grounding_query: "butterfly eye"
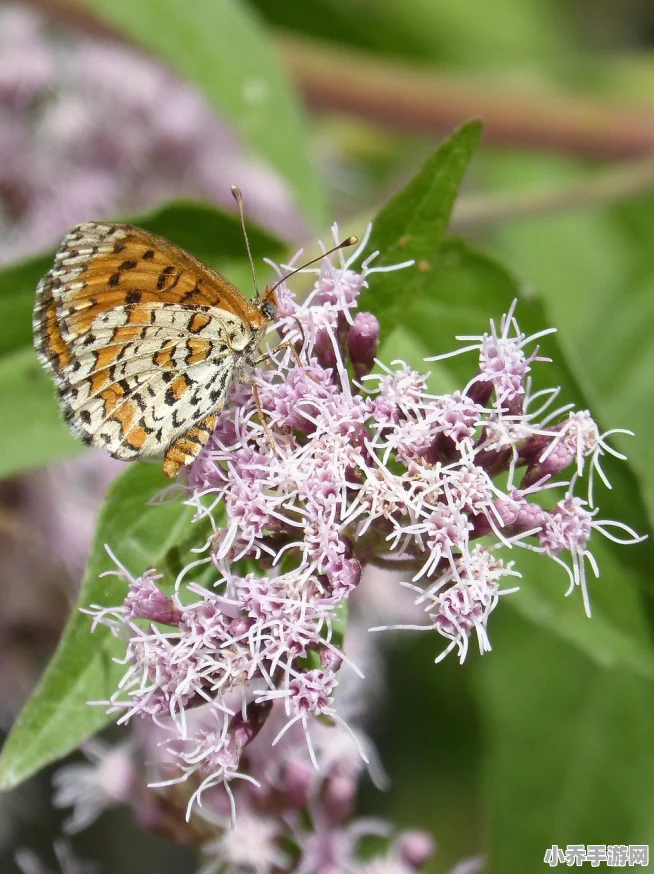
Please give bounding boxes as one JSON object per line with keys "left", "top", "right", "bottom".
{"left": 260, "top": 299, "right": 277, "bottom": 320}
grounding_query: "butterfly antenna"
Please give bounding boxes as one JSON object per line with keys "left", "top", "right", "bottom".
{"left": 231, "top": 185, "right": 261, "bottom": 298}
{"left": 270, "top": 235, "right": 359, "bottom": 294}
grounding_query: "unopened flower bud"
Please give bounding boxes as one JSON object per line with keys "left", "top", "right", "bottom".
{"left": 314, "top": 327, "right": 338, "bottom": 370}
{"left": 397, "top": 830, "right": 436, "bottom": 868}
{"left": 348, "top": 311, "right": 380, "bottom": 377}
{"left": 472, "top": 493, "right": 546, "bottom": 539}
{"left": 471, "top": 442, "right": 512, "bottom": 478}
{"left": 319, "top": 646, "right": 343, "bottom": 672}
{"left": 465, "top": 374, "right": 495, "bottom": 407}
{"left": 519, "top": 433, "right": 575, "bottom": 490}
{"left": 124, "top": 570, "right": 182, "bottom": 626}
{"left": 326, "top": 556, "right": 362, "bottom": 598}
{"left": 323, "top": 774, "right": 357, "bottom": 824}
{"left": 282, "top": 760, "right": 312, "bottom": 809}
{"left": 231, "top": 700, "right": 273, "bottom": 748}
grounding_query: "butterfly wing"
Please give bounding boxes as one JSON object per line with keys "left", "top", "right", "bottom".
{"left": 33, "top": 222, "right": 264, "bottom": 473}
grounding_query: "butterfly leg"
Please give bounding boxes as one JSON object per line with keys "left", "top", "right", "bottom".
{"left": 253, "top": 339, "right": 303, "bottom": 370}
{"left": 163, "top": 411, "right": 219, "bottom": 478}
{"left": 255, "top": 341, "right": 325, "bottom": 392}
{"left": 248, "top": 380, "right": 282, "bottom": 458}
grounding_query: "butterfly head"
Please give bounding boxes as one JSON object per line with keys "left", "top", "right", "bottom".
{"left": 258, "top": 287, "right": 278, "bottom": 322}
{"left": 230, "top": 183, "right": 356, "bottom": 329}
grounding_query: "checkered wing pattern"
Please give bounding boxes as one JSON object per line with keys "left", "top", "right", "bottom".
{"left": 33, "top": 222, "right": 266, "bottom": 476}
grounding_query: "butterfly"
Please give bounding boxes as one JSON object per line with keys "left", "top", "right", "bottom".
{"left": 33, "top": 188, "right": 356, "bottom": 478}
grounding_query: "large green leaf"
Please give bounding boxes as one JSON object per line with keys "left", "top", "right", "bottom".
{"left": 137, "top": 199, "right": 286, "bottom": 268}
{"left": 358, "top": 121, "right": 482, "bottom": 336}
{"left": 0, "top": 255, "right": 50, "bottom": 359}
{"left": 0, "top": 463, "right": 198, "bottom": 790}
{"left": 477, "top": 608, "right": 654, "bottom": 873}
{"left": 82, "top": 0, "right": 324, "bottom": 227}
{"left": 0, "top": 348, "right": 80, "bottom": 477}
{"left": 383, "top": 237, "right": 654, "bottom": 678}
{"left": 0, "top": 200, "right": 285, "bottom": 479}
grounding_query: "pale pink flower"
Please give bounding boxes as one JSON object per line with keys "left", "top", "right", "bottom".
{"left": 52, "top": 741, "right": 135, "bottom": 833}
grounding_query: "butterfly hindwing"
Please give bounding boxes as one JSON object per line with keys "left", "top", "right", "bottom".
{"left": 59, "top": 304, "right": 246, "bottom": 461}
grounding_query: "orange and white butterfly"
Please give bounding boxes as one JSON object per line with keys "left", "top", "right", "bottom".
{"left": 33, "top": 189, "right": 355, "bottom": 478}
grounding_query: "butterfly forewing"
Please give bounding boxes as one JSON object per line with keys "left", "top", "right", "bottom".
{"left": 33, "top": 221, "right": 270, "bottom": 475}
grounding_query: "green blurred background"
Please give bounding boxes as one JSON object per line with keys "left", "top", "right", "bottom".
{"left": 2, "top": 0, "right": 654, "bottom": 871}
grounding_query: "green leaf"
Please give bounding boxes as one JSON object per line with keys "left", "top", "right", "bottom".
{"left": 81, "top": 0, "right": 324, "bottom": 227}
{"left": 0, "top": 348, "right": 80, "bottom": 478}
{"left": 477, "top": 608, "right": 654, "bottom": 872}
{"left": 137, "top": 199, "right": 285, "bottom": 269}
{"left": 386, "top": 237, "right": 654, "bottom": 677}
{"left": 358, "top": 121, "right": 482, "bottom": 335}
{"left": 0, "top": 255, "right": 51, "bottom": 359}
{"left": 507, "top": 543, "right": 654, "bottom": 683}
{"left": 0, "top": 462, "right": 200, "bottom": 790}
{"left": 0, "top": 200, "right": 285, "bottom": 479}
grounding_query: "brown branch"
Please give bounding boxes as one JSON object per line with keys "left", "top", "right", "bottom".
{"left": 278, "top": 34, "right": 654, "bottom": 161}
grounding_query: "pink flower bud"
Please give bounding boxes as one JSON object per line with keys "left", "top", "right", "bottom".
{"left": 397, "top": 830, "right": 436, "bottom": 868}
{"left": 465, "top": 374, "right": 495, "bottom": 407}
{"left": 520, "top": 434, "right": 576, "bottom": 490}
{"left": 319, "top": 646, "right": 343, "bottom": 672}
{"left": 282, "top": 760, "right": 313, "bottom": 809}
{"left": 231, "top": 700, "right": 273, "bottom": 748}
{"left": 323, "top": 774, "right": 357, "bottom": 824}
{"left": 314, "top": 327, "right": 338, "bottom": 370}
{"left": 348, "top": 311, "right": 380, "bottom": 377}
{"left": 124, "top": 570, "right": 182, "bottom": 626}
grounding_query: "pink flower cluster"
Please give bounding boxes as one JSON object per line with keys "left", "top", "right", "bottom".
{"left": 83, "top": 227, "right": 641, "bottom": 871}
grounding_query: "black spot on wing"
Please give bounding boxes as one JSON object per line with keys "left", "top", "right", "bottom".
{"left": 157, "top": 266, "right": 178, "bottom": 291}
